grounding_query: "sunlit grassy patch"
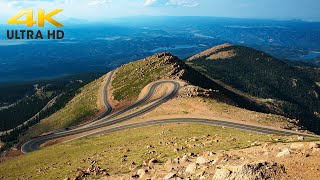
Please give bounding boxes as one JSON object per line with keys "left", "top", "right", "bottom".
{"left": 112, "top": 56, "right": 174, "bottom": 101}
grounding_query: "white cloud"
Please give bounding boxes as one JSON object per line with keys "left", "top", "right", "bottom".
{"left": 1, "top": 0, "right": 112, "bottom": 11}
{"left": 88, "top": 0, "right": 112, "bottom": 6}
{"left": 144, "top": 0, "right": 157, "bottom": 7}
{"left": 0, "top": 0, "right": 115, "bottom": 21}
{"left": 144, "top": 0, "right": 199, "bottom": 7}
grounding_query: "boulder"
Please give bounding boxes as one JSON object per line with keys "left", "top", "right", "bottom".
{"left": 185, "top": 163, "right": 197, "bottom": 174}
{"left": 196, "top": 156, "right": 207, "bottom": 164}
{"left": 276, "top": 148, "right": 291, "bottom": 158}
{"left": 173, "top": 148, "right": 180, "bottom": 152}
{"left": 163, "top": 173, "right": 176, "bottom": 180}
{"left": 75, "top": 171, "right": 85, "bottom": 179}
{"left": 213, "top": 169, "right": 231, "bottom": 180}
{"left": 181, "top": 155, "right": 189, "bottom": 163}
{"left": 290, "top": 143, "right": 305, "bottom": 151}
{"left": 146, "top": 145, "right": 154, "bottom": 149}
{"left": 148, "top": 158, "right": 158, "bottom": 166}
{"left": 137, "top": 169, "right": 146, "bottom": 176}
{"left": 251, "top": 141, "right": 261, "bottom": 146}
{"left": 187, "top": 152, "right": 195, "bottom": 157}
{"left": 143, "top": 159, "right": 150, "bottom": 166}
{"left": 86, "top": 166, "right": 93, "bottom": 173}
{"left": 309, "top": 142, "right": 320, "bottom": 149}
{"left": 212, "top": 161, "right": 286, "bottom": 180}
{"left": 297, "top": 136, "right": 305, "bottom": 141}
{"left": 164, "top": 159, "right": 174, "bottom": 171}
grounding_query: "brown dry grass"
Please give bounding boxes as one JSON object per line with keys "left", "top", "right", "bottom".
{"left": 116, "top": 96, "right": 299, "bottom": 132}
{"left": 188, "top": 43, "right": 232, "bottom": 61}
{"left": 206, "top": 50, "right": 236, "bottom": 60}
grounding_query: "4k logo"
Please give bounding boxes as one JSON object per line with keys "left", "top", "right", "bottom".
{"left": 6, "top": 9, "right": 65, "bottom": 40}
{"left": 8, "top": 9, "right": 63, "bottom": 27}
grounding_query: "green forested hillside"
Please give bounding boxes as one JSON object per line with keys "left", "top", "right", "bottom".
{"left": 0, "top": 73, "right": 102, "bottom": 131}
{"left": 0, "top": 73, "right": 102, "bottom": 152}
{"left": 187, "top": 45, "right": 320, "bottom": 132}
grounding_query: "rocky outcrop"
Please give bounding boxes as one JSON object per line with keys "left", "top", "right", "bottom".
{"left": 69, "top": 163, "right": 108, "bottom": 180}
{"left": 98, "top": 140, "right": 320, "bottom": 180}
{"left": 213, "top": 161, "right": 286, "bottom": 180}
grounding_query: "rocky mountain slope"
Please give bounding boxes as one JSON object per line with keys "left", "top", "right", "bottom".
{"left": 15, "top": 47, "right": 316, "bottom": 142}
{"left": 104, "top": 140, "right": 320, "bottom": 180}
{"left": 112, "top": 52, "right": 283, "bottom": 117}
{"left": 111, "top": 52, "right": 229, "bottom": 103}
{"left": 187, "top": 44, "right": 320, "bottom": 133}
{"left": 1, "top": 45, "right": 320, "bottom": 179}
{"left": 107, "top": 142, "right": 320, "bottom": 180}
{"left": 1, "top": 123, "right": 317, "bottom": 179}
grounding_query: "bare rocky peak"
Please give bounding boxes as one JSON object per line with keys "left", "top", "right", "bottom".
{"left": 154, "top": 52, "right": 174, "bottom": 58}
{"left": 206, "top": 50, "right": 236, "bottom": 60}
{"left": 153, "top": 52, "right": 180, "bottom": 63}
{"left": 188, "top": 43, "right": 233, "bottom": 61}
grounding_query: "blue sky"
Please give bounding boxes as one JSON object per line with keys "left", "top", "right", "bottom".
{"left": 0, "top": 0, "right": 319, "bottom": 21}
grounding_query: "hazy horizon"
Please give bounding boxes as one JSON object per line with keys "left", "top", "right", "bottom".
{"left": 0, "top": 0, "right": 319, "bottom": 24}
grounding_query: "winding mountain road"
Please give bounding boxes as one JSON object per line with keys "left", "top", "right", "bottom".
{"left": 21, "top": 71, "right": 320, "bottom": 153}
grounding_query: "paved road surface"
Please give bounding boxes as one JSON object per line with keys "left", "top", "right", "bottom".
{"left": 21, "top": 71, "right": 320, "bottom": 153}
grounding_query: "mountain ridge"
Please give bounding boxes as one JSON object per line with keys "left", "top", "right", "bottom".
{"left": 2, "top": 44, "right": 320, "bottom": 179}
{"left": 187, "top": 44, "right": 320, "bottom": 132}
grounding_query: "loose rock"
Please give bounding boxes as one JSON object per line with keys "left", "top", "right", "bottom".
{"left": 163, "top": 173, "right": 176, "bottom": 180}
{"left": 212, "top": 161, "right": 286, "bottom": 180}
{"left": 297, "top": 136, "right": 305, "bottom": 141}
{"left": 290, "top": 143, "right": 304, "bottom": 151}
{"left": 309, "top": 142, "right": 320, "bottom": 149}
{"left": 185, "top": 163, "right": 197, "bottom": 174}
{"left": 196, "top": 156, "right": 206, "bottom": 164}
{"left": 276, "top": 149, "right": 291, "bottom": 158}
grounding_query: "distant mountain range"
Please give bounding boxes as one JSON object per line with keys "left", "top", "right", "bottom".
{"left": 0, "top": 17, "right": 320, "bottom": 82}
